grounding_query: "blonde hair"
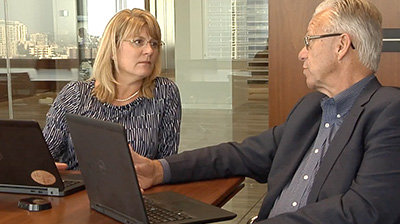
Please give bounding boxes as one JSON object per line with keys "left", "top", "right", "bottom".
{"left": 91, "top": 8, "right": 162, "bottom": 103}
{"left": 315, "top": 0, "right": 382, "bottom": 72}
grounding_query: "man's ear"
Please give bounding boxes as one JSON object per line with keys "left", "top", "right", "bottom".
{"left": 337, "top": 33, "right": 352, "bottom": 61}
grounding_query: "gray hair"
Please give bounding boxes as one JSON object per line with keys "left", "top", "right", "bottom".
{"left": 315, "top": 0, "right": 382, "bottom": 72}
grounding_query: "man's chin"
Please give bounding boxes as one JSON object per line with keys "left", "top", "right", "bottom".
{"left": 305, "top": 80, "right": 314, "bottom": 90}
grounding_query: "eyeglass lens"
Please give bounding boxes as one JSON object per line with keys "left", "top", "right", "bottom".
{"left": 131, "top": 38, "right": 161, "bottom": 49}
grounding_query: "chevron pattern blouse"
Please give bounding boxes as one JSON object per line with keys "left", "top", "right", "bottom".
{"left": 43, "top": 77, "right": 181, "bottom": 170}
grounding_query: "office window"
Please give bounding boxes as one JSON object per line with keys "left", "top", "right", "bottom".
{"left": 204, "top": 0, "right": 268, "bottom": 60}
{"left": 0, "top": 0, "right": 145, "bottom": 123}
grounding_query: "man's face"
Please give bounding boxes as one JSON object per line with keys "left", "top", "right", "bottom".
{"left": 298, "top": 11, "right": 340, "bottom": 94}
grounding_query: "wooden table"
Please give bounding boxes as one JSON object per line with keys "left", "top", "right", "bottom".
{"left": 0, "top": 177, "right": 244, "bottom": 224}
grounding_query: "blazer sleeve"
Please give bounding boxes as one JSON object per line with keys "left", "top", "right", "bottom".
{"left": 166, "top": 123, "right": 285, "bottom": 184}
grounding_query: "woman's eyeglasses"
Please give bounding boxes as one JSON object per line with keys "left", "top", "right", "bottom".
{"left": 124, "top": 38, "right": 164, "bottom": 49}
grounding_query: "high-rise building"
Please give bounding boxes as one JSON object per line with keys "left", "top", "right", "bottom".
{"left": 30, "top": 33, "right": 49, "bottom": 46}
{"left": 29, "top": 45, "right": 55, "bottom": 58}
{"left": 204, "top": 0, "right": 268, "bottom": 60}
{"left": 0, "top": 20, "right": 28, "bottom": 57}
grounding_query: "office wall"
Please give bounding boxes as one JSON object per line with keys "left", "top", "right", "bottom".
{"left": 372, "top": 1, "right": 400, "bottom": 86}
{"left": 268, "top": 0, "right": 400, "bottom": 127}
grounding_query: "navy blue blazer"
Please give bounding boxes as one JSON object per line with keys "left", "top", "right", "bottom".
{"left": 166, "top": 77, "right": 400, "bottom": 223}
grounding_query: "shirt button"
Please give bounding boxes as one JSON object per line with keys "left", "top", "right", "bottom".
{"left": 325, "top": 123, "right": 330, "bottom": 128}
{"left": 336, "top": 114, "right": 341, "bottom": 118}
{"left": 292, "top": 201, "right": 298, "bottom": 207}
{"left": 303, "top": 175, "right": 309, "bottom": 180}
{"left": 314, "top": 149, "right": 319, "bottom": 154}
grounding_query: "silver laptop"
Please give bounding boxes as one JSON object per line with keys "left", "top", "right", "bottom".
{"left": 66, "top": 113, "right": 237, "bottom": 224}
{"left": 0, "top": 119, "right": 84, "bottom": 196}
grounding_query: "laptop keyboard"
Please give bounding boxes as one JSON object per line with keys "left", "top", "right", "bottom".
{"left": 63, "top": 180, "right": 81, "bottom": 188}
{"left": 144, "top": 197, "right": 193, "bottom": 224}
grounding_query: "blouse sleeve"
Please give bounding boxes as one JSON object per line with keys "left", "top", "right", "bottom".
{"left": 157, "top": 80, "right": 182, "bottom": 158}
{"left": 42, "top": 81, "right": 82, "bottom": 168}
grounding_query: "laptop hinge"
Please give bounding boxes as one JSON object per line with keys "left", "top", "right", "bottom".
{"left": 93, "top": 203, "right": 145, "bottom": 224}
{"left": 48, "top": 187, "right": 60, "bottom": 195}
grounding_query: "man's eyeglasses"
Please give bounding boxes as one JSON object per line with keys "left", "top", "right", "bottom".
{"left": 124, "top": 38, "right": 164, "bottom": 49}
{"left": 304, "top": 33, "right": 355, "bottom": 50}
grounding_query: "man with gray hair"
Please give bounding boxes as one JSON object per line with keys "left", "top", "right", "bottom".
{"left": 131, "top": 0, "right": 400, "bottom": 223}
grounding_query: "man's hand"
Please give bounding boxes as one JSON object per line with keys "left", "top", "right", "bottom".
{"left": 55, "top": 162, "right": 68, "bottom": 171}
{"left": 130, "top": 146, "right": 164, "bottom": 190}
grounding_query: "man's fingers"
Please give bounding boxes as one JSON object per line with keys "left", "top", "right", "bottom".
{"left": 55, "top": 162, "right": 68, "bottom": 170}
{"left": 130, "top": 145, "right": 144, "bottom": 162}
{"left": 129, "top": 144, "right": 160, "bottom": 189}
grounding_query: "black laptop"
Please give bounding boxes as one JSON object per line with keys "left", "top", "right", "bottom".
{"left": 0, "top": 119, "right": 84, "bottom": 196}
{"left": 66, "top": 113, "right": 237, "bottom": 224}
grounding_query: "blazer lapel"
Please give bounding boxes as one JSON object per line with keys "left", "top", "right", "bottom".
{"left": 269, "top": 93, "right": 323, "bottom": 194}
{"left": 307, "top": 77, "right": 382, "bottom": 203}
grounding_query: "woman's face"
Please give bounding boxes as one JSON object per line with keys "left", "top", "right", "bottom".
{"left": 115, "top": 27, "right": 160, "bottom": 81}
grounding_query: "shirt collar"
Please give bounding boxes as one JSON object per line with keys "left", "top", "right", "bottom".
{"left": 321, "top": 74, "right": 375, "bottom": 118}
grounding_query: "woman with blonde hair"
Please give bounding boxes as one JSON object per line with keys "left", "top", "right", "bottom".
{"left": 43, "top": 8, "right": 181, "bottom": 170}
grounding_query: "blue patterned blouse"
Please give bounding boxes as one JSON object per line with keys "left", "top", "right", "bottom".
{"left": 43, "top": 77, "right": 181, "bottom": 170}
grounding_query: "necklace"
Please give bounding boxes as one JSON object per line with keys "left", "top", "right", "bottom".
{"left": 115, "top": 90, "right": 139, "bottom": 102}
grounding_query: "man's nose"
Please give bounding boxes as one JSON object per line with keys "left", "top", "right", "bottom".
{"left": 298, "top": 46, "right": 308, "bottom": 61}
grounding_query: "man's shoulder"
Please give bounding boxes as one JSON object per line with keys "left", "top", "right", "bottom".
{"left": 357, "top": 86, "right": 400, "bottom": 115}
{"left": 372, "top": 86, "right": 400, "bottom": 101}
{"left": 378, "top": 86, "right": 400, "bottom": 94}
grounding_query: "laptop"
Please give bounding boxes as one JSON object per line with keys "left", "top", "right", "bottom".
{"left": 0, "top": 119, "right": 84, "bottom": 196}
{"left": 66, "top": 113, "right": 237, "bottom": 224}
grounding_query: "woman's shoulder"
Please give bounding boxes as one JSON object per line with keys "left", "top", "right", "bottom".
{"left": 60, "top": 80, "right": 94, "bottom": 94}
{"left": 154, "top": 77, "right": 178, "bottom": 90}
{"left": 67, "top": 79, "right": 94, "bottom": 88}
{"left": 155, "top": 76, "right": 175, "bottom": 85}
{"left": 152, "top": 77, "right": 180, "bottom": 99}
{"left": 155, "top": 77, "right": 179, "bottom": 93}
